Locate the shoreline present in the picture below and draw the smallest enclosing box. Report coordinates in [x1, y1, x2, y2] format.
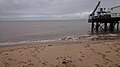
[0, 39, 120, 67]
[1, 33, 120, 46]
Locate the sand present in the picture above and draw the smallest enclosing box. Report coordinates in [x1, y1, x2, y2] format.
[0, 40, 120, 67]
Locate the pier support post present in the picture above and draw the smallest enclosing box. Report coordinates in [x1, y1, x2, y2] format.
[91, 22, 94, 32]
[104, 22, 107, 32]
[96, 22, 99, 32]
[117, 22, 119, 31]
[110, 23, 114, 32]
[89, 18, 120, 33]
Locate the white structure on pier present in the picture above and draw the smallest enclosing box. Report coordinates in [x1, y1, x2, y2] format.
[111, 5, 120, 17]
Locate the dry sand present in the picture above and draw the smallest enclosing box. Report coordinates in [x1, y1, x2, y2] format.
[0, 40, 120, 67]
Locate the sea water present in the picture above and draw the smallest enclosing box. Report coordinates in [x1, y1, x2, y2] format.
[0, 20, 90, 45]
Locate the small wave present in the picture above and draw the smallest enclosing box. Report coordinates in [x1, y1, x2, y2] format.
[0, 34, 120, 46]
[0, 39, 58, 46]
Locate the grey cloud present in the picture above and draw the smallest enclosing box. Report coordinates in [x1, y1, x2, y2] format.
[0, 0, 120, 18]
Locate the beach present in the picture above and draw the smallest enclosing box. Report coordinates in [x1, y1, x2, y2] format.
[1, 0, 120, 67]
[0, 40, 120, 67]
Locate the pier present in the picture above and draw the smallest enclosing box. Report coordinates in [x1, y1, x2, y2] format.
[88, 1, 120, 33]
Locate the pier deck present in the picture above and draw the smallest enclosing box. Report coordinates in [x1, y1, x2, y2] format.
[88, 16, 120, 33]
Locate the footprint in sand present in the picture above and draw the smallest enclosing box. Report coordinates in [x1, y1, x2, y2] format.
[17, 61, 27, 64]
[39, 60, 55, 67]
[34, 48, 38, 51]
[95, 51, 113, 63]
[56, 56, 76, 67]
[78, 51, 85, 61]
[31, 54, 41, 63]
[94, 64, 104, 67]
[56, 56, 72, 63]
[105, 50, 111, 53]
[7, 58, 16, 61]
[2, 61, 10, 67]
[17, 59, 35, 67]
[22, 63, 34, 67]
[3, 53, 9, 55]
[108, 64, 120, 67]
[116, 54, 120, 57]
[79, 58, 83, 61]
[40, 47, 46, 51]
[18, 50, 22, 53]
[27, 59, 32, 63]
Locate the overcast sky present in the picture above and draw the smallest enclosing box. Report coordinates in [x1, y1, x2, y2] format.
[0, 0, 120, 20]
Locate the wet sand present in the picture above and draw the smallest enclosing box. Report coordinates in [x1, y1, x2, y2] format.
[0, 40, 120, 67]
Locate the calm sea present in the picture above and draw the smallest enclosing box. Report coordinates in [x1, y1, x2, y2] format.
[0, 20, 90, 45]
